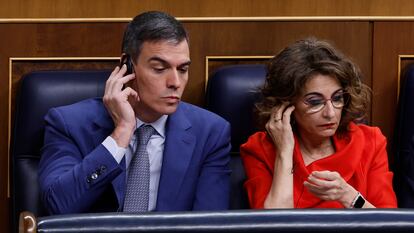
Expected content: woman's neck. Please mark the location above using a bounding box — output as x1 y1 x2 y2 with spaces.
298 133 335 166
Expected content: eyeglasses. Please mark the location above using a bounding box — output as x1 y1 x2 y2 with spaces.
302 91 348 113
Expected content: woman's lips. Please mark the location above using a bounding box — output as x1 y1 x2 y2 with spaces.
319 123 336 128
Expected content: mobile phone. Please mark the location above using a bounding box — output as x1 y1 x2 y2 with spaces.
119 54 135 90
120 54 134 75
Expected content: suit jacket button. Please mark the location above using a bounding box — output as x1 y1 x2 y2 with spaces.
91 172 98 180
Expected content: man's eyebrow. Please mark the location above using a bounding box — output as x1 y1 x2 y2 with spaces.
148 56 168 66
178 60 191 67
148 56 191 67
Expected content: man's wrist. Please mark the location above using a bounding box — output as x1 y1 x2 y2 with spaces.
102 136 127 164
111 125 135 147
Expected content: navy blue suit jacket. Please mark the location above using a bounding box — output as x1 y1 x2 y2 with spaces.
39 98 231 214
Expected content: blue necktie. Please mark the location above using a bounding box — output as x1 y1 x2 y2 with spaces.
123 125 156 212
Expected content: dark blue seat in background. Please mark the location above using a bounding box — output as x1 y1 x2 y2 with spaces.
205 64 267 209
394 64 414 207
11 70 111 232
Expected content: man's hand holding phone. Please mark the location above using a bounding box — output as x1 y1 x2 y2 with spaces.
103 64 138 148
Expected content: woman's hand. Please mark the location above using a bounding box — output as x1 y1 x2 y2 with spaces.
263 102 296 208
304 170 360 207
265 102 296 158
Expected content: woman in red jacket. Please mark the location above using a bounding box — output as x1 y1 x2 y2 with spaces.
241 38 397 209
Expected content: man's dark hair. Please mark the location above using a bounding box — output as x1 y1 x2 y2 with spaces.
121 11 189 62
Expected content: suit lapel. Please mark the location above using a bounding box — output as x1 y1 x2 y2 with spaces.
156 104 196 210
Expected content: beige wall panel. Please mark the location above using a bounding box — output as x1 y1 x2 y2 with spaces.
372 22 414 156
185 21 372 105
0 22 127 233
1 0 414 18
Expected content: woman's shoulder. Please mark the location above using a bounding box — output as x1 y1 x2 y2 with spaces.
244 131 268 143
241 131 268 148
348 122 386 142
240 131 277 170
240 131 274 157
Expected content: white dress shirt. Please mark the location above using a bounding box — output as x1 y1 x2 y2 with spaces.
102 115 167 211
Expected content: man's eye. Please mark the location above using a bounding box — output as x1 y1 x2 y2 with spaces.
178 67 189 73
153 67 165 73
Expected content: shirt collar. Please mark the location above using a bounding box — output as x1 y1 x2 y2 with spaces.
136 115 168 138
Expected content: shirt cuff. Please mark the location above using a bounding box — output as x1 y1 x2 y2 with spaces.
102 136 127 164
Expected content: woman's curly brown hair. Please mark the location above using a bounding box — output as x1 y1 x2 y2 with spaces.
256 37 371 134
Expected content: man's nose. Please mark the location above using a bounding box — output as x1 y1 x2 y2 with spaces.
167 70 180 89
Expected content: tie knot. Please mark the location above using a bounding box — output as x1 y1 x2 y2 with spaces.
135 125 156 145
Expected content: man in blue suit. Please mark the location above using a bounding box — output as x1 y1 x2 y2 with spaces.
38 11 231 214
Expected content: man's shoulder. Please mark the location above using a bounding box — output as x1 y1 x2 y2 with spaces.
47 98 108 123
177 102 229 125
53 98 105 114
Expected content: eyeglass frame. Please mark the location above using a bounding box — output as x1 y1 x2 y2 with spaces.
301 89 349 113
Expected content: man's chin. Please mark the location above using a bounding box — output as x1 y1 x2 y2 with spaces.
161 105 179 115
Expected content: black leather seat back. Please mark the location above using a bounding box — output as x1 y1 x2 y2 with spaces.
206 64 266 209
394 64 414 207
36 209 414 233
11 70 111 230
